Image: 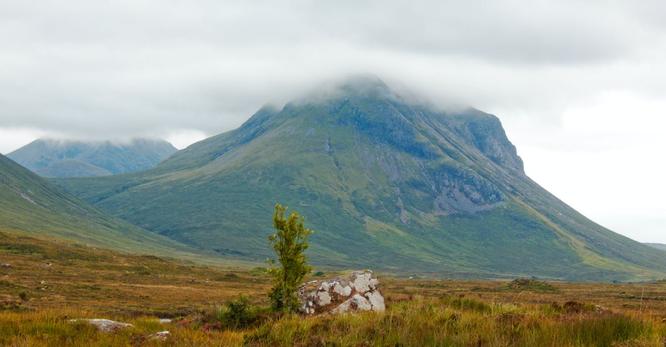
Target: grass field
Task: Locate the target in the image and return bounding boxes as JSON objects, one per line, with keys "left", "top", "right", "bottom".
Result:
{"left": 2, "top": 231, "right": 666, "bottom": 346}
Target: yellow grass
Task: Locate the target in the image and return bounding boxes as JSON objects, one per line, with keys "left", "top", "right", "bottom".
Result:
{"left": 2, "top": 231, "right": 666, "bottom": 346}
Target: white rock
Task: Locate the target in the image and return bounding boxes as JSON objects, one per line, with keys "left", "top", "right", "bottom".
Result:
{"left": 316, "top": 291, "right": 331, "bottom": 306}
{"left": 158, "top": 318, "right": 172, "bottom": 324}
{"left": 330, "top": 299, "right": 352, "bottom": 314}
{"left": 70, "top": 319, "right": 133, "bottom": 332}
{"left": 299, "top": 270, "right": 384, "bottom": 315}
{"left": 350, "top": 271, "right": 372, "bottom": 293}
{"left": 319, "top": 282, "right": 330, "bottom": 291}
{"left": 333, "top": 283, "right": 352, "bottom": 297}
{"left": 366, "top": 291, "right": 385, "bottom": 311}
{"left": 148, "top": 330, "right": 170, "bottom": 341}
{"left": 369, "top": 278, "right": 379, "bottom": 290}
{"left": 351, "top": 294, "right": 372, "bottom": 311}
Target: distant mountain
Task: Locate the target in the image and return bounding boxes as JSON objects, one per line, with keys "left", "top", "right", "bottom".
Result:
{"left": 55, "top": 76, "right": 666, "bottom": 281}
{"left": 8, "top": 138, "right": 177, "bottom": 178}
{"left": 646, "top": 243, "right": 666, "bottom": 251}
{"left": 0, "top": 153, "right": 194, "bottom": 256}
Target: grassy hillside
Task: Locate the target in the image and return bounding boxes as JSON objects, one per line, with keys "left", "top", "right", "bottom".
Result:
{"left": 7, "top": 138, "right": 176, "bottom": 177}
{"left": 55, "top": 77, "right": 666, "bottom": 281}
{"left": 0, "top": 154, "right": 210, "bottom": 259}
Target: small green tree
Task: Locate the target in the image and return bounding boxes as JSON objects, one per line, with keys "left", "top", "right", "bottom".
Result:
{"left": 267, "top": 203, "right": 312, "bottom": 313}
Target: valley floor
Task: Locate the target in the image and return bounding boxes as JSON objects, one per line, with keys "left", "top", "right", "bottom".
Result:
{"left": 1, "top": 231, "right": 666, "bottom": 346}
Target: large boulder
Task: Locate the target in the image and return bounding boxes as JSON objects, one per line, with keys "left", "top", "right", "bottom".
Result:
{"left": 298, "top": 270, "right": 385, "bottom": 315}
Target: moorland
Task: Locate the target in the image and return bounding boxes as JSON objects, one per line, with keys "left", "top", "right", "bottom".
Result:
{"left": 2, "top": 230, "right": 666, "bottom": 346}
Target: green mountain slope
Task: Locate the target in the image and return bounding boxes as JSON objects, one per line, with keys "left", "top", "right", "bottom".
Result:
{"left": 55, "top": 77, "right": 666, "bottom": 281}
{"left": 0, "top": 153, "right": 200, "bottom": 257}
{"left": 7, "top": 138, "right": 177, "bottom": 178}
{"left": 646, "top": 243, "right": 666, "bottom": 252}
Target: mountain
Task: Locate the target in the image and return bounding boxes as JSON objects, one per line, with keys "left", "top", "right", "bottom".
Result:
{"left": 0, "top": 153, "right": 198, "bottom": 257}
{"left": 55, "top": 77, "right": 666, "bottom": 281}
{"left": 646, "top": 243, "right": 666, "bottom": 252}
{"left": 7, "top": 138, "right": 177, "bottom": 178}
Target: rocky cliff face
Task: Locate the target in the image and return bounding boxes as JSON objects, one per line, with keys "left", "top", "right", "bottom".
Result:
{"left": 448, "top": 111, "right": 525, "bottom": 173}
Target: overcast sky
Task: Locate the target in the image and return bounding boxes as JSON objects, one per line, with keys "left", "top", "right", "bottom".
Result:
{"left": 1, "top": 0, "right": 665, "bottom": 243}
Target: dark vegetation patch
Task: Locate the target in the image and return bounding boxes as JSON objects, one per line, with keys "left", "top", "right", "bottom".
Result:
{"left": 213, "top": 272, "right": 240, "bottom": 281}
{"left": 0, "top": 242, "right": 44, "bottom": 255}
{"left": 215, "top": 296, "right": 271, "bottom": 329}
{"left": 0, "top": 280, "right": 24, "bottom": 290}
{"left": 548, "top": 300, "right": 607, "bottom": 315}
{"left": 441, "top": 295, "right": 492, "bottom": 313}
{"left": 505, "top": 278, "right": 558, "bottom": 292}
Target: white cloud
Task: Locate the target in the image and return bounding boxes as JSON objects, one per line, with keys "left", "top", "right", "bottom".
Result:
{"left": 0, "top": 127, "right": 49, "bottom": 154}
{"left": 165, "top": 129, "right": 209, "bottom": 149}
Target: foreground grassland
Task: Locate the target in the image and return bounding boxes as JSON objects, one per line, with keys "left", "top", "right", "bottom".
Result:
{"left": 1, "top": 232, "right": 666, "bottom": 346}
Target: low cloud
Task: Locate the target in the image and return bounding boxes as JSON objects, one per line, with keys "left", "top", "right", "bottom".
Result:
{"left": 1, "top": 0, "right": 665, "bottom": 142}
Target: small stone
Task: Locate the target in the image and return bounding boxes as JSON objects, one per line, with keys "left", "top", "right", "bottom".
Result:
{"left": 148, "top": 330, "right": 170, "bottom": 341}
{"left": 70, "top": 319, "right": 133, "bottom": 332}
{"left": 1, "top": 263, "right": 11, "bottom": 268}
{"left": 158, "top": 318, "right": 172, "bottom": 324}
{"left": 593, "top": 305, "right": 608, "bottom": 313}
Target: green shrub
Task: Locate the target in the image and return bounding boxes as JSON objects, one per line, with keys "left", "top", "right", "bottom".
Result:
{"left": 506, "top": 278, "right": 558, "bottom": 292}
{"left": 442, "top": 296, "right": 492, "bottom": 313}
{"left": 218, "top": 296, "right": 264, "bottom": 329}
{"left": 18, "top": 291, "right": 28, "bottom": 301}
{"left": 250, "top": 267, "right": 268, "bottom": 276}
{"left": 267, "top": 204, "right": 312, "bottom": 313}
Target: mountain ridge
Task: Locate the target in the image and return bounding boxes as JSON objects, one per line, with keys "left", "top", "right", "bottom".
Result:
{"left": 646, "top": 243, "right": 666, "bottom": 252}
{"left": 54, "top": 78, "right": 666, "bottom": 281}
{"left": 8, "top": 138, "right": 177, "bottom": 178}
